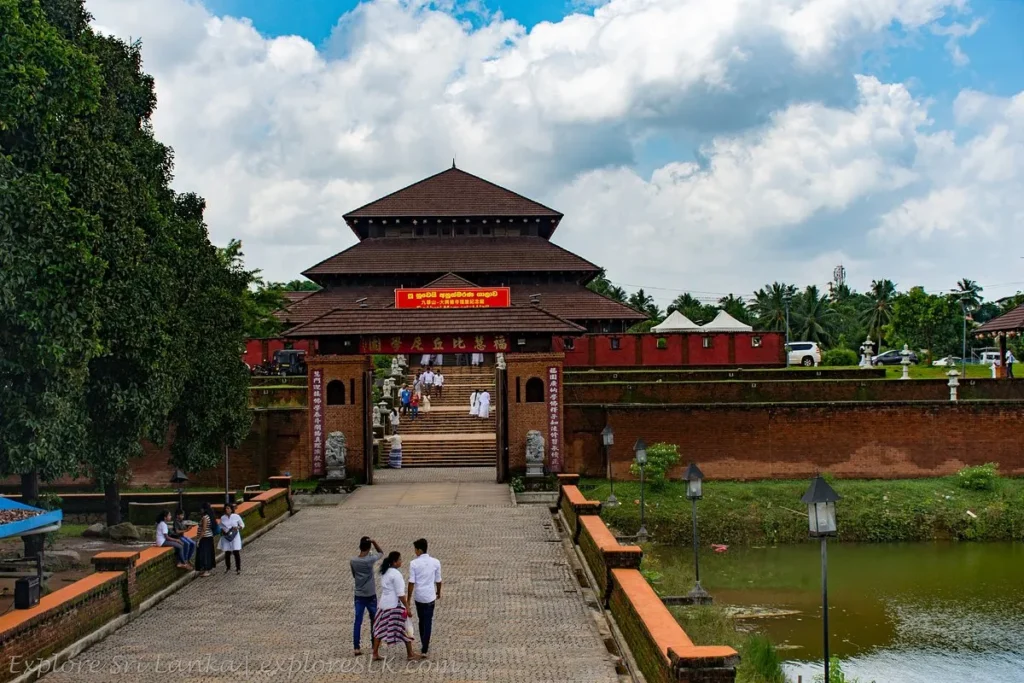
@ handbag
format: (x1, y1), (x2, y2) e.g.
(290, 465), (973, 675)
(222, 526), (238, 542)
(404, 617), (415, 639)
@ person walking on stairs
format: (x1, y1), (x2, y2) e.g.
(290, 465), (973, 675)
(469, 389), (479, 417)
(477, 388), (491, 418)
(407, 538), (442, 658)
(434, 370), (444, 398)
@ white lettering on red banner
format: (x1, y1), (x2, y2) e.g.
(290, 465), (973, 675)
(547, 366), (562, 473)
(310, 369), (325, 476)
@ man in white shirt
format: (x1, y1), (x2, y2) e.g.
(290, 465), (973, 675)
(422, 369), (435, 397)
(407, 538), (442, 657)
(1007, 350), (1017, 379)
(434, 371), (444, 398)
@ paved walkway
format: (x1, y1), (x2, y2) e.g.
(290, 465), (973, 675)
(43, 473), (621, 682)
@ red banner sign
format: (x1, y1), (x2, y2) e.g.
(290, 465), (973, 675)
(310, 369), (325, 476)
(548, 365), (562, 473)
(360, 334), (513, 355)
(395, 287), (511, 309)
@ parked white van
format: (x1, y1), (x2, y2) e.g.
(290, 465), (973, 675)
(788, 342), (821, 367)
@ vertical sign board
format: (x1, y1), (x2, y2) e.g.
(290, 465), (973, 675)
(310, 369), (325, 476)
(547, 366), (562, 473)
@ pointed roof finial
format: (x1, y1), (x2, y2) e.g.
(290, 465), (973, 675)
(452, 157), (456, 169)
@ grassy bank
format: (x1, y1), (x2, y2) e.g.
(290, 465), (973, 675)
(583, 475), (1024, 545)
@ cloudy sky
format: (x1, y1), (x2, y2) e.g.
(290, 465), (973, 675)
(89, 0), (1023, 309)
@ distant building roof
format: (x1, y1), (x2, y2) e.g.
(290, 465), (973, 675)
(281, 291), (315, 305)
(974, 304), (1024, 335)
(343, 167), (562, 238)
(302, 236), (600, 281)
(285, 306), (585, 337)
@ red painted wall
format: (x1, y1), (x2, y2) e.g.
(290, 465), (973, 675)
(557, 333), (784, 368)
(243, 338), (313, 368)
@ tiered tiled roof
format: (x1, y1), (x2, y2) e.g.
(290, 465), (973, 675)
(302, 236), (599, 281)
(285, 306), (584, 336)
(344, 167), (562, 236)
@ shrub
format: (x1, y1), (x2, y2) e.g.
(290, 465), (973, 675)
(822, 348), (858, 366)
(956, 463), (1000, 491)
(629, 442), (681, 492)
(740, 634), (787, 683)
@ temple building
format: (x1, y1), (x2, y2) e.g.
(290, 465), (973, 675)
(279, 165), (646, 353)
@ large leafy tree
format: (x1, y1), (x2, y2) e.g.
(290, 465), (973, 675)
(227, 241), (287, 338)
(627, 288), (661, 320)
(0, 0), (105, 553)
(166, 200), (252, 474)
(862, 279), (897, 345)
(885, 287), (962, 357)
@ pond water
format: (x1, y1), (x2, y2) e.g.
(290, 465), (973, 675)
(648, 542), (1024, 683)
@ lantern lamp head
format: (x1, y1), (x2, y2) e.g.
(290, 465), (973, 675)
(801, 475), (840, 537)
(633, 438), (647, 466)
(683, 462), (704, 500)
(169, 469), (189, 487)
(602, 425), (614, 447)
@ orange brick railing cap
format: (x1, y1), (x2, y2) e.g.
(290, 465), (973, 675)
(611, 568), (694, 660)
(579, 516), (642, 554)
(669, 645), (740, 665)
(563, 486), (600, 508)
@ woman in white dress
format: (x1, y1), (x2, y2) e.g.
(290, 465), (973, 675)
(469, 389), (479, 416)
(219, 502), (245, 575)
(477, 389), (491, 418)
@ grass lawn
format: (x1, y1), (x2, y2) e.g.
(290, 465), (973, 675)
(54, 523), (90, 539)
(582, 474), (1024, 545)
(791, 364), (999, 379)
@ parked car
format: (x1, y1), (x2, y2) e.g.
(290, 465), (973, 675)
(872, 349), (920, 365)
(788, 342), (821, 367)
(932, 355), (962, 367)
(271, 349), (307, 376)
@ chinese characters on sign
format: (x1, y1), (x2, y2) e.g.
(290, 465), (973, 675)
(360, 334), (511, 355)
(394, 287), (511, 309)
(547, 365), (562, 473)
(310, 369), (325, 476)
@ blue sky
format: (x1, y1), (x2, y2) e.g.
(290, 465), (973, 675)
(91, 0), (1024, 302)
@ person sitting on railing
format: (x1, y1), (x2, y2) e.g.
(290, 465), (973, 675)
(168, 508), (196, 566)
(156, 510), (191, 569)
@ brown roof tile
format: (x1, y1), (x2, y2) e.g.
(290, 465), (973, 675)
(281, 291), (316, 304)
(284, 305), (585, 337)
(302, 236), (600, 279)
(344, 168), (562, 220)
(510, 284), (647, 321)
(275, 287), (396, 324)
(421, 273), (479, 289)
(975, 304), (1024, 334)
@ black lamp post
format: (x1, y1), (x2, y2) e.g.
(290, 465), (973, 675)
(683, 462), (711, 604)
(170, 469), (189, 512)
(634, 439), (648, 541)
(602, 426), (618, 507)
(802, 475), (841, 683)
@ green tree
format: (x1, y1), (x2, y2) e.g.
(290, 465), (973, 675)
(862, 279), (897, 345)
(627, 288), (660, 319)
(792, 285), (834, 345)
(955, 278), (983, 312)
(669, 293), (716, 324)
(586, 271), (627, 304)
(717, 294), (751, 325)
(885, 287), (962, 357)
(0, 0), (105, 554)
(166, 198), (252, 475)
(228, 241), (287, 338)
(274, 278), (320, 292)
(751, 282), (797, 333)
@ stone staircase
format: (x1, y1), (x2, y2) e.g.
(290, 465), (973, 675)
(394, 366), (497, 468)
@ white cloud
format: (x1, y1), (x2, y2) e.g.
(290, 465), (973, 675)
(83, 0), (1023, 302)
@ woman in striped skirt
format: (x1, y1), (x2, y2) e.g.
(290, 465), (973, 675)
(372, 551), (420, 661)
(194, 502), (217, 577)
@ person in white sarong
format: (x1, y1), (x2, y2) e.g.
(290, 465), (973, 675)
(469, 390), (479, 417)
(433, 354), (443, 366)
(477, 390), (491, 419)
(420, 354), (432, 366)
(470, 353), (483, 366)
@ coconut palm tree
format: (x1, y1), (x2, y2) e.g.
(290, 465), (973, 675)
(717, 294), (752, 325)
(587, 272), (627, 303)
(955, 278), (983, 311)
(751, 282), (797, 333)
(792, 285), (834, 345)
(862, 279), (897, 344)
(627, 288), (662, 319)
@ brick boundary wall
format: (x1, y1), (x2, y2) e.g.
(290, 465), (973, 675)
(564, 402), (1024, 480)
(566, 378), (1024, 404)
(566, 368), (887, 383)
(0, 483), (293, 681)
(558, 480), (738, 682)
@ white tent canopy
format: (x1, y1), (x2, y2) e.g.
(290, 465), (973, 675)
(700, 310), (753, 332)
(652, 310), (701, 332)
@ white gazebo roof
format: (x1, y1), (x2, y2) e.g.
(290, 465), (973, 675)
(700, 310), (753, 332)
(652, 310), (701, 332)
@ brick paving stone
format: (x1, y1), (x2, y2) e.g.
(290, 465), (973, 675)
(42, 476), (619, 683)
(374, 467), (496, 484)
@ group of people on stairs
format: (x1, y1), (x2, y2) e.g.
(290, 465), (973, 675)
(469, 388), (491, 418)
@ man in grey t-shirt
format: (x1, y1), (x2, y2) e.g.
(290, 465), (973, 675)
(351, 536), (382, 655)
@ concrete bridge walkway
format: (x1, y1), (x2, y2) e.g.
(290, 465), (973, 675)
(43, 469), (622, 682)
